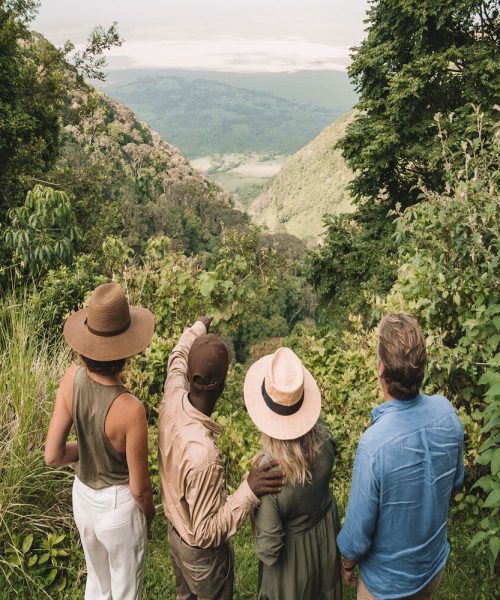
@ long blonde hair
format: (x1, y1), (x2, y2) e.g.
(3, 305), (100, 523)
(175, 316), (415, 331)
(262, 419), (326, 486)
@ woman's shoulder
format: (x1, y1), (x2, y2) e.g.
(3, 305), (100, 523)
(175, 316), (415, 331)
(61, 363), (80, 385)
(58, 364), (81, 411)
(110, 392), (145, 424)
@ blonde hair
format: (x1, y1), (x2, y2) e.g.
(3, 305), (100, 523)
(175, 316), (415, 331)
(262, 420), (326, 486)
(378, 313), (427, 400)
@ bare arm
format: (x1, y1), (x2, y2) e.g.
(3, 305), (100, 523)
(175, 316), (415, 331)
(126, 399), (155, 525)
(45, 365), (79, 468)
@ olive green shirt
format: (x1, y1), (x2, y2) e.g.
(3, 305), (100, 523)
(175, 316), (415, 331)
(73, 367), (129, 489)
(254, 425), (342, 600)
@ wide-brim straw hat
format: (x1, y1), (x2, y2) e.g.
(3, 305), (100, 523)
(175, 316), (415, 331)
(244, 347), (321, 440)
(63, 283), (154, 361)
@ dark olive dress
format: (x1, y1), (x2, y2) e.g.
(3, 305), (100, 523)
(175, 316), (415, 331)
(254, 425), (342, 600)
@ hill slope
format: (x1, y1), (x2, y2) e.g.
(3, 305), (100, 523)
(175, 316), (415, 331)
(104, 69), (357, 112)
(250, 112), (355, 242)
(99, 75), (340, 158)
(49, 73), (249, 254)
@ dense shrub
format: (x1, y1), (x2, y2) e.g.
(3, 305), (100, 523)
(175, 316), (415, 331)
(0, 291), (77, 595)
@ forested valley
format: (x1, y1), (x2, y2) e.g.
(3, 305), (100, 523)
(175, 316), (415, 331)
(0, 1), (498, 598)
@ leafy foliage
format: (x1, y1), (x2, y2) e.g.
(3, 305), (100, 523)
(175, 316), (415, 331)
(63, 22), (122, 81)
(0, 3), (62, 213)
(4, 185), (81, 274)
(470, 370), (500, 573)
(342, 0), (499, 205)
(99, 227), (309, 409)
(311, 0), (500, 313)
(0, 3), (123, 217)
(305, 213), (396, 325)
(2, 531), (71, 595)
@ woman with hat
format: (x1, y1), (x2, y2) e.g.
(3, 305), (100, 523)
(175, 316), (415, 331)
(244, 347), (342, 600)
(45, 283), (155, 600)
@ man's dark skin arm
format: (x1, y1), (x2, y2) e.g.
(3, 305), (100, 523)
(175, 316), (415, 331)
(190, 316), (284, 496)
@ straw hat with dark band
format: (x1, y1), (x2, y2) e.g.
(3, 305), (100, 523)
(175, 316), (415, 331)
(244, 347), (321, 440)
(63, 283), (154, 361)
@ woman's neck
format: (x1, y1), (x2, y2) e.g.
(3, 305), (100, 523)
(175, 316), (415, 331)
(86, 369), (122, 386)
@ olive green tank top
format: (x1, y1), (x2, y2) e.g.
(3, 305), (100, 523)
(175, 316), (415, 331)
(73, 367), (129, 489)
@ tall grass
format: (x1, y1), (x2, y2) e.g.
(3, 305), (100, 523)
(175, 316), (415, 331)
(0, 291), (72, 580)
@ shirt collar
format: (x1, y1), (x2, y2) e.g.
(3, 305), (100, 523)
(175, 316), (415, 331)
(182, 392), (223, 438)
(371, 394), (423, 424)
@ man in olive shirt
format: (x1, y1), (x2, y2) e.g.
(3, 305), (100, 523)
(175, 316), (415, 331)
(158, 316), (283, 599)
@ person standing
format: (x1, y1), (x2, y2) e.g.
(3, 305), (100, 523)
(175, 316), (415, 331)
(45, 283), (156, 600)
(158, 317), (283, 600)
(337, 313), (464, 600)
(244, 347), (343, 600)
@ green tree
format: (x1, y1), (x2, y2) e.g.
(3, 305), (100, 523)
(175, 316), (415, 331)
(4, 184), (81, 273)
(0, 1), (60, 214)
(311, 0), (499, 316)
(342, 0), (498, 206)
(0, 0), (122, 217)
(385, 111), (499, 571)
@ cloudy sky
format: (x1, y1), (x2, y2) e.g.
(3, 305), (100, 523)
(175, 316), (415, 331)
(33, 0), (369, 72)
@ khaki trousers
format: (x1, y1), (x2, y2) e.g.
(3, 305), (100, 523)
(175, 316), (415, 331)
(168, 524), (234, 600)
(357, 571), (442, 600)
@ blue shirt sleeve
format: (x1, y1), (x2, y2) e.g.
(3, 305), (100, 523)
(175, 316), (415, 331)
(337, 442), (379, 562)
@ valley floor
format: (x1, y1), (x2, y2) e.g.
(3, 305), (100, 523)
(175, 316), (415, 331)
(192, 153), (286, 209)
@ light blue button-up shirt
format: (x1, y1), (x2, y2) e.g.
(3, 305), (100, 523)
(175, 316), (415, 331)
(337, 393), (464, 599)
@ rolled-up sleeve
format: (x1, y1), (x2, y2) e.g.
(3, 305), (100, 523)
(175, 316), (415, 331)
(186, 462), (260, 548)
(337, 442), (379, 562)
(254, 494), (284, 566)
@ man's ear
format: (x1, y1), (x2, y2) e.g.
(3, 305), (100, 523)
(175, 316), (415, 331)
(377, 361), (385, 379)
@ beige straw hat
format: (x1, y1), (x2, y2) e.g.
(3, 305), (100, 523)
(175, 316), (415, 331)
(244, 347), (321, 440)
(63, 283), (154, 361)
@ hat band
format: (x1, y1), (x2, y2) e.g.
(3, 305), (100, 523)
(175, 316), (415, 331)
(85, 317), (131, 337)
(261, 380), (304, 416)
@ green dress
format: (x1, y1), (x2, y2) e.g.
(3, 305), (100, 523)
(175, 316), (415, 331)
(254, 426), (342, 600)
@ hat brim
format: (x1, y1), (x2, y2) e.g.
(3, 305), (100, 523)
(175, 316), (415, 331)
(63, 305), (154, 361)
(244, 354), (321, 440)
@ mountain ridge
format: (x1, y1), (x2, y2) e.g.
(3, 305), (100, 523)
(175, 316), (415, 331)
(99, 74), (342, 157)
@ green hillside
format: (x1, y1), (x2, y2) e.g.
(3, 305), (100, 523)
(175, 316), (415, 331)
(250, 111), (355, 242)
(47, 75), (250, 257)
(99, 75), (341, 157)
(104, 68), (357, 111)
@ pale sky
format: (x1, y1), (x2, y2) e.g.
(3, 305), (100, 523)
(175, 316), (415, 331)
(33, 0), (369, 72)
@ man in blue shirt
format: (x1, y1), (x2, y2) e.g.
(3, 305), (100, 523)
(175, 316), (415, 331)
(337, 313), (464, 600)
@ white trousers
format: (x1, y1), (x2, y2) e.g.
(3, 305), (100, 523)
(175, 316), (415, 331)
(72, 476), (147, 600)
